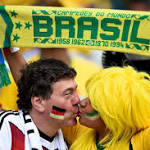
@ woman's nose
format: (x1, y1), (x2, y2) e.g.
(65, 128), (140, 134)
(79, 98), (95, 113)
(80, 98), (89, 107)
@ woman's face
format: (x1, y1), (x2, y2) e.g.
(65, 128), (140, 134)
(78, 98), (105, 130)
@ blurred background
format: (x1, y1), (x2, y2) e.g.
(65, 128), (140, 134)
(0, 0), (150, 110)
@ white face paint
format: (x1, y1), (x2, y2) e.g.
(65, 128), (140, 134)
(79, 95), (86, 101)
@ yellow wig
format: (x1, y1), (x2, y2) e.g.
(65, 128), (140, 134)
(86, 66), (150, 149)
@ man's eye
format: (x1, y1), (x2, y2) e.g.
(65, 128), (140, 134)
(65, 93), (71, 96)
(65, 91), (74, 96)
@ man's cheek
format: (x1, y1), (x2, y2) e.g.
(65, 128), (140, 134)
(49, 105), (66, 120)
(64, 103), (74, 112)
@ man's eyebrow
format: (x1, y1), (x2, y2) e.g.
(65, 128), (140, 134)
(63, 85), (78, 93)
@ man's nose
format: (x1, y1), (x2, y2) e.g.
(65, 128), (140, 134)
(72, 93), (80, 105)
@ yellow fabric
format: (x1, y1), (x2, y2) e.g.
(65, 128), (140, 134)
(0, 55), (39, 110)
(0, 5), (150, 56)
(68, 48), (90, 55)
(62, 121), (97, 150)
(0, 73), (18, 110)
(62, 120), (87, 144)
(59, 0), (111, 9)
(67, 127), (150, 150)
(69, 130), (97, 150)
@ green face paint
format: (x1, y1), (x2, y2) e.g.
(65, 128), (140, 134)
(85, 110), (99, 120)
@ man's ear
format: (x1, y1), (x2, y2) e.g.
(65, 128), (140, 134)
(31, 96), (45, 112)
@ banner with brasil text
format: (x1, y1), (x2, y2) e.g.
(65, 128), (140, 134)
(0, 5), (150, 56)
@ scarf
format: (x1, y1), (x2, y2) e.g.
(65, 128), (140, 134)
(0, 5), (150, 87)
(0, 48), (10, 88)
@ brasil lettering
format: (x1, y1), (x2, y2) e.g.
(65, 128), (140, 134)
(0, 5), (150, 56)
(33, 16), (149, 44)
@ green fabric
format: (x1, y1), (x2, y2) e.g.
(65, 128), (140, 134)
(96, 142), (104, 150)
(0, 48), (11, 88)
(96, 137), (105, 150)
(0, 63), (11, 88)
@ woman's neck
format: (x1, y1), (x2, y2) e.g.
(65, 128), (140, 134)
(96, 127), (108, 141)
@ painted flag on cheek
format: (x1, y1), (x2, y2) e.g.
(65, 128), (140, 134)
(50, 106), (66, 120)
(85, 110), (99, 120)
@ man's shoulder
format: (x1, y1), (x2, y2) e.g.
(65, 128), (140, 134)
(0, 110), (21, 129)
(0, 110), (20, 119)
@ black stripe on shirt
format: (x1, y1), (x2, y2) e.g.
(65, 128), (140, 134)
(27, 129), (34, 134)
(23, 111), (32, 123)
(0, 111), (19, 130)
(38, 129), (55, 142)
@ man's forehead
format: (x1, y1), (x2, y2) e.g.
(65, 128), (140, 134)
(53, 78), (77, 89)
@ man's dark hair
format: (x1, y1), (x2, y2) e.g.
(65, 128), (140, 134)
(17, 58), (76, 111)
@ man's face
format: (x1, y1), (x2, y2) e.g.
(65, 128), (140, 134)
(45, 78), (80, 127)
